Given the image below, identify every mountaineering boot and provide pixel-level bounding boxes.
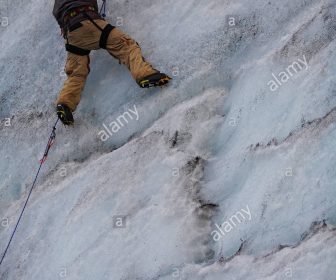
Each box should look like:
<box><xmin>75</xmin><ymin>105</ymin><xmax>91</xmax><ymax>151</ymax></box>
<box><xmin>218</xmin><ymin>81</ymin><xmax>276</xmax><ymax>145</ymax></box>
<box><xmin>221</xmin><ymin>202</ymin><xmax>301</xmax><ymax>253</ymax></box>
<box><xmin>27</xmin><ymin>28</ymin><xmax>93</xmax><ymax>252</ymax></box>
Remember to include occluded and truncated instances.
<box><xmin>138</xmin><ymin>72</ymin><xmax>172</xmax><ymax>88</ymax></box>
<box><xmin>57</xmin><ymin>104</ymin><xmax>74</xmax><ymax>126</ymax></box>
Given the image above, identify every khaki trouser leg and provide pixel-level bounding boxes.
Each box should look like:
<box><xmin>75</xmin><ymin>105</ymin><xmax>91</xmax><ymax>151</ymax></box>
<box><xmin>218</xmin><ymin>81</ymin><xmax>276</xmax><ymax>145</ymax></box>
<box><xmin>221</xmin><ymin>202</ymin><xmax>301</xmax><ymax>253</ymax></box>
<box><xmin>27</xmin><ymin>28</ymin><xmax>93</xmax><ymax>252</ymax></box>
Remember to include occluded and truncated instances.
<box><xmin>56</xmin><ymin>19</ymin><xmax>156</xmax><ymax>111</ymax></box>
<box><xmin>57</xmin><ymin>53</ymin><xmax>90</xmax><ymax>112</ymax></box>
<box><xmin>105</xmin><ymin>28</ymin><xmax>157</xmax><ymax>82</ymax></box>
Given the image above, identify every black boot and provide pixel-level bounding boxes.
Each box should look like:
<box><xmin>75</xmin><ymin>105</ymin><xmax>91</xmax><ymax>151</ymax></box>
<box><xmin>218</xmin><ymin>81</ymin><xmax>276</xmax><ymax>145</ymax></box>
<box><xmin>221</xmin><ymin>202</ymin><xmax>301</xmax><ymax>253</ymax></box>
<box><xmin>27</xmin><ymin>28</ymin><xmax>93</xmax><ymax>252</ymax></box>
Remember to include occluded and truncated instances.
<box><xmin>138</xmin><ymin>72</ymin><xmax>172</xmax><ymax>88</ymax></box>
<box><xmin>57</xmin><ymin>104</ymin><xmax>74</xmax><ymax>126</ymax></box>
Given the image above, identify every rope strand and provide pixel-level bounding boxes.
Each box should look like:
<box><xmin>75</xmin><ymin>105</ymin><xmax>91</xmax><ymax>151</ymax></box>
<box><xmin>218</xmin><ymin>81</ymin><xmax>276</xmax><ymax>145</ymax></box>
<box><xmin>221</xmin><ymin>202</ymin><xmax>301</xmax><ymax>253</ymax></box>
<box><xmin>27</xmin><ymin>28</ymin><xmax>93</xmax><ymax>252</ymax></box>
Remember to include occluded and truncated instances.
<box><xmin>0</xmin><ymin>118</ymin><xmax>59</xmax><ymax>267</ymax></box>
<box><xmin>99</xmin><ymin>0</ymin><xmax>107</xmax><ymax>17</ymax></box>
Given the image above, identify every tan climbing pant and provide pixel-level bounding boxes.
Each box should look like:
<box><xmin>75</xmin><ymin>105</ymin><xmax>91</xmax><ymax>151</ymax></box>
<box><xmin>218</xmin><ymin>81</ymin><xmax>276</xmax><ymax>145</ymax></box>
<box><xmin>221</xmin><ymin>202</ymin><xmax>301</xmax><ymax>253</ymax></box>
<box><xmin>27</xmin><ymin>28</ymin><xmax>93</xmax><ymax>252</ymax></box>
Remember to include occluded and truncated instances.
<box><xmin>56</xmin><ymin>19</ymin><xmax>157</xmax><ymax>111</ymax></box>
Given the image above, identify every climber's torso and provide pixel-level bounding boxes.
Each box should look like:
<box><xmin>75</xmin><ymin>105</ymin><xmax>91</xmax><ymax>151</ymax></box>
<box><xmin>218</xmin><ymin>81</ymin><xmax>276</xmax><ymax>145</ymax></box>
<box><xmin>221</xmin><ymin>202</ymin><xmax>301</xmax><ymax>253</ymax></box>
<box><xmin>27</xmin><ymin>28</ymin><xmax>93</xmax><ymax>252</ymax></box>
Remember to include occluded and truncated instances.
<box><xmin>53</xmin><ymin>0</ymin><xmax>100</xmax><ymax>28</ymax></box>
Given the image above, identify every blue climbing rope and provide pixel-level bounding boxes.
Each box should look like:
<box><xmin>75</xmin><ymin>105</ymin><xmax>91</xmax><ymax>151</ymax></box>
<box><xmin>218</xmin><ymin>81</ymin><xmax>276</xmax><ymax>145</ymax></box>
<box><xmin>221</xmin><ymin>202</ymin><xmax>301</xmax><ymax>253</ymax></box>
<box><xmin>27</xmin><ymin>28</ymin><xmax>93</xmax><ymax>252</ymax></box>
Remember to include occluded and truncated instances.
<box><xmin>0</xmin><ymin>118</ymin><xmax>59</xmax><ymax>267</ymax></box>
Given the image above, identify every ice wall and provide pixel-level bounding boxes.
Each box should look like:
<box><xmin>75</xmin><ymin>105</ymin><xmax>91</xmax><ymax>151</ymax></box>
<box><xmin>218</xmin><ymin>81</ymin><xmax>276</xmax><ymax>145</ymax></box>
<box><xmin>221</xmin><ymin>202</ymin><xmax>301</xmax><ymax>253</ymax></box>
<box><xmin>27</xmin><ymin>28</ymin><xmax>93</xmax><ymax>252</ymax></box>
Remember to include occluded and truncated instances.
<box><xmin>0</xmin><ymin>0</ymin><xmax>335</xmax><ymax>279</ymax></box>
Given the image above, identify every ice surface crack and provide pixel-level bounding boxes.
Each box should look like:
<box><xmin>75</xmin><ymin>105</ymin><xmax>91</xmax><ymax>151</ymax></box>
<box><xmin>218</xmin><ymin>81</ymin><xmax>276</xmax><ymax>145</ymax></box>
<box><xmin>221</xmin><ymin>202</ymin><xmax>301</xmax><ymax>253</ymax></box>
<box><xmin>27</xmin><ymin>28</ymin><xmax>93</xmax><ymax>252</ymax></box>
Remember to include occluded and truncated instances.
<box><xmin>249</xmin><ymin>106</ymin><xmax>336</xmax><ymax>152</ymax></box>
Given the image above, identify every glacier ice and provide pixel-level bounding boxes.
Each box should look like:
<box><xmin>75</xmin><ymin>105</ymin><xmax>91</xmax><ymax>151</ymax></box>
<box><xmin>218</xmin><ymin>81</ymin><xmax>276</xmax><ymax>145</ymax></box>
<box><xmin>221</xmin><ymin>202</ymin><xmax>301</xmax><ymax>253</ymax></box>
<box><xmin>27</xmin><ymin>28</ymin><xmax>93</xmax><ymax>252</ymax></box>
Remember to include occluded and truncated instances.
<box><xmin>0</xmin><ymin>0</ymin><xmax>336</xmax><ymax>279</ymax></box>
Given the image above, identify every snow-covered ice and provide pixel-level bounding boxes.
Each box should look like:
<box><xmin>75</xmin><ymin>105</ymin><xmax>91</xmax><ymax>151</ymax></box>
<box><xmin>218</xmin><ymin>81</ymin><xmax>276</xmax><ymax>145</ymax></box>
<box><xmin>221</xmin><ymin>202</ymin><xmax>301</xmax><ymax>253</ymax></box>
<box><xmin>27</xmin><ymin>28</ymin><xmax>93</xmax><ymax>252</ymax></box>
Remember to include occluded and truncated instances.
<box><xmin>0</xmin><ymin>0</ymin><xmax>335</xmax><ymax>279</ymax></box>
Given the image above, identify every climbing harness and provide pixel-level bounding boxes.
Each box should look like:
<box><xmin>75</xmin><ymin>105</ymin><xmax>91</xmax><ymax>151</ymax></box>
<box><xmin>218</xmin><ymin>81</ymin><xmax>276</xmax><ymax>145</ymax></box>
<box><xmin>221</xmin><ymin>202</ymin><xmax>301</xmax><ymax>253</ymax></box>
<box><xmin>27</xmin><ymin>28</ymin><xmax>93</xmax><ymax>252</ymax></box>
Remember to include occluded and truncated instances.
<box><xmin>63</xmin><ymin>5</ymin><xmax>97</xmax><ymax>26</ymax></box>
<box><xmin>82</xmin><ymin>11</ymin><xmax>115</xmax><ymax>49</ymax></box>
<box><xmin>0</xmin><ymin>118</ymin><xmax>59</xmax><ymax>267</ymax></box>
<box><xmin>65</xmin><ymin>0</ymin><xmax>114</xmax><ymax>55</ymax></box>
<box><xmin>65</xmin><ymin>43</ymin><xmax>91</xmax><ymax>56</ymax></box>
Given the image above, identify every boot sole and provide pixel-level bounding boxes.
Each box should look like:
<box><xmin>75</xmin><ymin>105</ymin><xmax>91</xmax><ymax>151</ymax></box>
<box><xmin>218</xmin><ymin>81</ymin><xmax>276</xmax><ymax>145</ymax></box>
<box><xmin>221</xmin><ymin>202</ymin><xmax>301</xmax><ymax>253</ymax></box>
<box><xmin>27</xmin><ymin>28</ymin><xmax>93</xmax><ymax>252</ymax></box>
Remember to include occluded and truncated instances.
<box><xmin>57</xmin><ymin>108</ymin><xmax>74</xmax><ymax>126</ymax></box>
<box><xmin>139</xmin><ymin>76</ymin><xmax>171</xmax><ymax>88</ymax></box>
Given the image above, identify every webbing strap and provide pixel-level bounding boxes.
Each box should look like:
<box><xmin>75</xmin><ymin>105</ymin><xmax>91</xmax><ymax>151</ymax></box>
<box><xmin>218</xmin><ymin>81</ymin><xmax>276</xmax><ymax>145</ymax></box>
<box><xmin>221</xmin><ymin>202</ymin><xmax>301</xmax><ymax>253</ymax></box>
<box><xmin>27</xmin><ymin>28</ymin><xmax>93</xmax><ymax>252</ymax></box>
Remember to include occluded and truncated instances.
<box><xmin>99</xmin><ymin>24</ymin><xmax>115</xmax><ymax>49</ymax></box>
<box><xmin>65</xmin><ymin>44</ymin><xmax>91</xmax><ymax>56</ymax></box>
<box><xmin>82</xmin><ymin>11</ymin><xmax>115</xmax><ymax>49</ymax></box>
